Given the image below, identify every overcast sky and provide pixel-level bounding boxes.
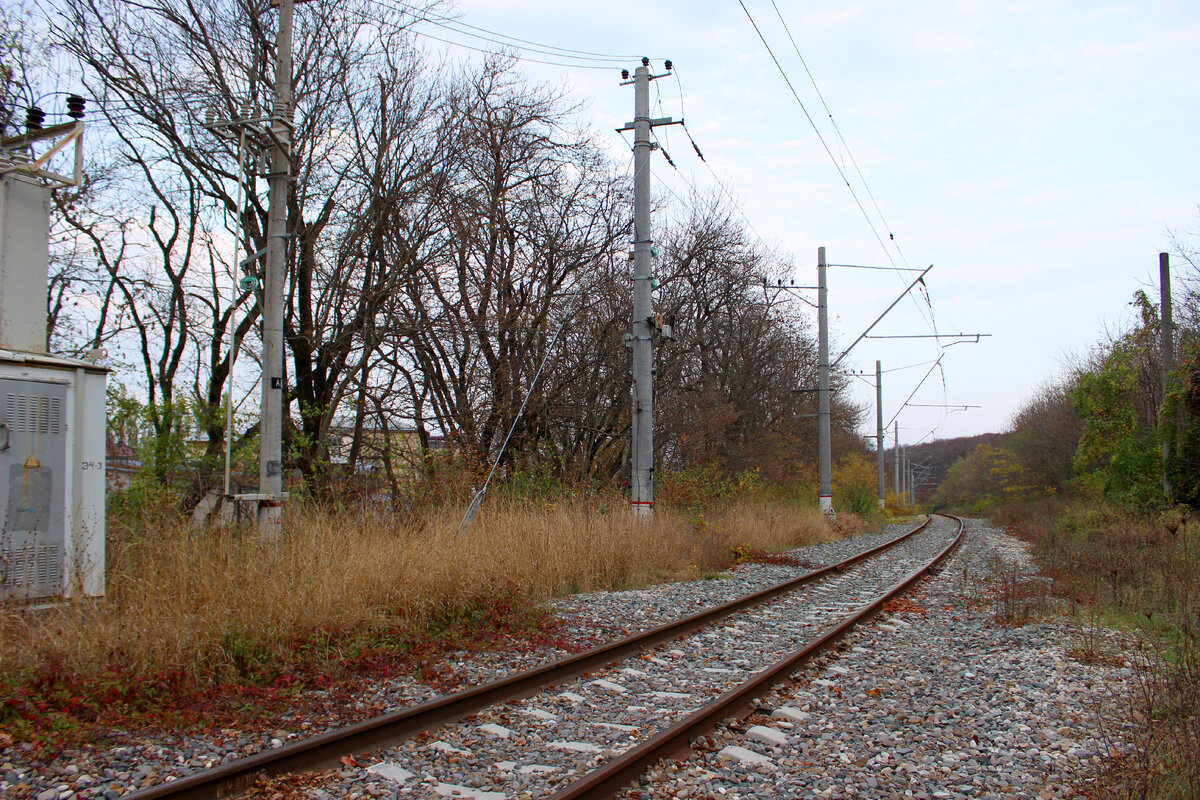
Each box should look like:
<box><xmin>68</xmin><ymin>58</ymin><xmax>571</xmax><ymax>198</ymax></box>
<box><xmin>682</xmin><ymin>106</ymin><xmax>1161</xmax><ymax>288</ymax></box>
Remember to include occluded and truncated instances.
<box><xmin>412</xmin><ymin>0</ymin><xmax>1200</xmax><ymax>448</ymax></box>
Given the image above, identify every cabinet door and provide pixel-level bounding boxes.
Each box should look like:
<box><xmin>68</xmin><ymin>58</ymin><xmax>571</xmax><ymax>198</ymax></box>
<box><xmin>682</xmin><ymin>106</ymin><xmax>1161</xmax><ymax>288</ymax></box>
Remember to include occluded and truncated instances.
<box><xmin>1</xmin><ymin>378</ymin><xmax>67</xmax><ymax>599</ymax></box>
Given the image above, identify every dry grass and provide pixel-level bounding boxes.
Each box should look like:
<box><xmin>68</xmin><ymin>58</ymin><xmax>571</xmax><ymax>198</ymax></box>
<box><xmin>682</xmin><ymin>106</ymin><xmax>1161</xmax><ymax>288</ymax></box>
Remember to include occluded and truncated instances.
<box><xmin>0</xmin><ymin>497</ymin><xmax>844</xmax><ymax>691</ymax></box>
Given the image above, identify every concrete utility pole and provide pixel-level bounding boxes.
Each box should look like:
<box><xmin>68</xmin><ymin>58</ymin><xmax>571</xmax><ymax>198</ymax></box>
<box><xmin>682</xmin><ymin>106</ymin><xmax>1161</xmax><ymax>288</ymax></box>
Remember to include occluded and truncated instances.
<box><xmin>894</xmin><ymin>421</ymin><xmax>900</xmax><ymax>497</ymax></box>
<box><xmin>1161</xmin><ymin>252</ymin><xmax>1173</xmax><ymax>500</ymax></box>
<box><xmin>876</xmin><ymin>360</ymin><xmax>885</xmax><ymax>510</ymax></box>
<box><xmin>258</xmin><ymin>0</ymin><xmax>295</xmax><ymax>539</ymax></box>
<box><xmin>817</xmin><ymin>246</ymin><xmax>833</xmax><ymax>517</ymax></box>
<box><xmin>907</xmin><ymin>453</ymin><xmax>915</xmax><ymax>507</ymax></box>
<box><xmin>620</xmin><ymin>59</ymin><xmax>675</xmax><ymax>518</ymax></box>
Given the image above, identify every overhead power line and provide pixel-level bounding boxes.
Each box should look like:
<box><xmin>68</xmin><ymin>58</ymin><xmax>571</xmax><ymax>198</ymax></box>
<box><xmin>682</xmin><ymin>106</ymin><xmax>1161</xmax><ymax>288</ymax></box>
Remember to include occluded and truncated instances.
<box><xmin>737</xmin><ymin>0</ymin><xmax>944</xmax><ymax>352</ymax></box>
<box><xmin>736</xmin><ymin>1</ymin><xmax>897</xmax><ymax>274</ymax></box>
<box><xmin>769</xmin><ymin>0</ymin><xmax>911</xmax><ymax>274</ymax></box>
<box><xmin>388</xmin><ymin>1</ymin><xmax>643</xmax><ymax>61</ymax></box>
<box><xmin>406</xmin><ymin>28</ymin><xmax>619</xmax><ymax>71</ymax></box>
<box><xmin>370</xmin><ymin>0</ymin><xmax>650</xmax><ymax>71</ymax></box>
<box><xmin>740</xmin><ymin>0</ymin><xmax>959</xmax><ymax>441</ymax></box>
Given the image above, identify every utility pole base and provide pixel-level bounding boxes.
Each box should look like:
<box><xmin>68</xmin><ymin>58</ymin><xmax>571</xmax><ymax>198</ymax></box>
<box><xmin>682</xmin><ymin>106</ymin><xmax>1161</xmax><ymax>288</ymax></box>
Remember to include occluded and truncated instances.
<box><xmin>819</xmin><ymin>495</ymin><xmax>836</xmax><ymax>519</ymax></box>
<box><xmin>257</xmin><ymin>500</ymin><xmax>282</xmax><ymax>542</ymax></box>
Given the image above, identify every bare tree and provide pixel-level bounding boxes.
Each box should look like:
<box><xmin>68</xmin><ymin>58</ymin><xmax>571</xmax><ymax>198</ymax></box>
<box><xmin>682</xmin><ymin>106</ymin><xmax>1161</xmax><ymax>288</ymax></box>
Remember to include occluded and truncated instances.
<box><xmin>652</xmin><ymin>192</ymin><xmax>861</xmax><ymax>482</ymax></box>
<box><xmin>379</xmin><ymin>60</ymin><xmax>628</xmax><ymax>472</ymax></box>
<box><xmin>52</xmin><ymin>0</ymin><xmax>444</xmax><ymax>496</ymax></box>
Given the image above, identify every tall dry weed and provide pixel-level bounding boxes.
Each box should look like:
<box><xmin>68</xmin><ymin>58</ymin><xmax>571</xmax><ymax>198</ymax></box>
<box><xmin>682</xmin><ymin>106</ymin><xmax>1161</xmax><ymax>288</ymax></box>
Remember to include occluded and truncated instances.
<box><xmin>0</xmin><ymin>498</ymin><xmax>843</xmax><ymax>690</ymax></box>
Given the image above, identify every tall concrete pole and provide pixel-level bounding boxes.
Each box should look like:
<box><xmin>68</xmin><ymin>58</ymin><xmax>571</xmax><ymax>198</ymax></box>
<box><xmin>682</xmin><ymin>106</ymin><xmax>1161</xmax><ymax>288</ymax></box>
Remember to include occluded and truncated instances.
<box><xmin>630</xmin><ymin>62</ymin><xmax>654</xmax><ymax>518</ymax></box>
<box><xmin>258</xmin><ymin>0</ymin><xmax>294</xmax><ymax>540</ymax></box>
<box><xmin>817</xmin><ymin>246</ymin><xmax>833</xmax><ymax>516</ymax></box>
<box><xmin>894</xmin><ymin>421</ymin><xmax>900</xmax><ymax>497</ymax></box>
<box><xmin>876</xmin><ymin>360</ymin><xmax>884</xmax><ymax>510</ymax></box>
<box><xmin>1160</xmin><ymin>252</ymin><xmax>1173</xmax><ymax>500</ymax></box>
<box><xmin>907</xmin><ymin>453</ymin><xmax>915</xmax><ymax>507</ymax></box>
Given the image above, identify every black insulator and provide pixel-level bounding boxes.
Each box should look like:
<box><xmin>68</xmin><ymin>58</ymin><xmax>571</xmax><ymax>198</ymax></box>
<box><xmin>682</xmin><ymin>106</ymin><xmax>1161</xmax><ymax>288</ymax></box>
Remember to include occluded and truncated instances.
<box><xmin>66</xmin><ymin>94</ymin><xmax>86</xmax><ymax>119</ymax></box>
<box><xmin>25</xmin><ymin>106</ymin><xmax>45</xmax><ymax>131</ymax></box>
<box><xmin>641</xmin><ymin>56</ymin><xmax>649</xmax><ymax>67</ymax></box>
<box><xmin>621</xmin><ymin>69</ymin><xmax>629</xmax><ymax>80</ymax></box>
<box><xmin>664</xmin><ymin>59</ymin><xmax>673</xmax><ymax>71</ymax></box>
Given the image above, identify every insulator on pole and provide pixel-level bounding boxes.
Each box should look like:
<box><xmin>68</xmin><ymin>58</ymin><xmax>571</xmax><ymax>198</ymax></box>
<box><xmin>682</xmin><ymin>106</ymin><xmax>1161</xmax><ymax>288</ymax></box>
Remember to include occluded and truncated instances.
<box><xmin>25</xmin><ymin>106</ymin><xmax>45</xmax><ymax>132</ymax></box>
<box><xmin>66</xmin><ymin>95</ymin><xmax>86</xmax><ymax>119</ymax></box>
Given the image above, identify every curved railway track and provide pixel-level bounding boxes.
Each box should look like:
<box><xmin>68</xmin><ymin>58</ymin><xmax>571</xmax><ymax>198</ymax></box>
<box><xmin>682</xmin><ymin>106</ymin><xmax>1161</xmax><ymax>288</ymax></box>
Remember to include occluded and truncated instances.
<box><xmin>126</xmin><ymin>514</ymin><xmax>964</xmax><ymax>800</ymax></box>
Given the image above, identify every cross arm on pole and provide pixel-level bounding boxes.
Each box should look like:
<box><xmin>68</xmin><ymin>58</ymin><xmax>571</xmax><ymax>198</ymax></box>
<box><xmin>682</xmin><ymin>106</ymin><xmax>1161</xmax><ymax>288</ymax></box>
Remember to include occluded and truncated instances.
<box><xmin>906</xmin><ymin>403</ymin><xmax>981</xmax><ymax>409</ymax></box>
<box><xmin>863</xmin><ymin>333</ymin><xmax>989</xmax><ymax>341</ymax></box>
<box><xmin>617</xmin><ymin>116</ymin><xmax>680</xmax><ymax>132</ymax></box>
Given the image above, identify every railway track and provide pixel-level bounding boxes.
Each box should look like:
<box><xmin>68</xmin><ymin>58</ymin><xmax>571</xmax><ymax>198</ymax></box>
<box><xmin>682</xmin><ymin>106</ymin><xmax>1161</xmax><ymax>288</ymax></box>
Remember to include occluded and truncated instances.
<box><xmin>126</xmin><ymin>513</ymin><xmax>963</xmax><ymax>800</ymax></box>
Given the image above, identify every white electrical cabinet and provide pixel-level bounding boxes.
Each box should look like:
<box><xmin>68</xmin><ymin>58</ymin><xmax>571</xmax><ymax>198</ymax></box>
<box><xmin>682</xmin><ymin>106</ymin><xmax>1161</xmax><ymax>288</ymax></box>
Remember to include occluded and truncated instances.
<box><xmin>0</xmin><ymin>351</ymin><xmax>107</xmax><ymax>600</ymax></box>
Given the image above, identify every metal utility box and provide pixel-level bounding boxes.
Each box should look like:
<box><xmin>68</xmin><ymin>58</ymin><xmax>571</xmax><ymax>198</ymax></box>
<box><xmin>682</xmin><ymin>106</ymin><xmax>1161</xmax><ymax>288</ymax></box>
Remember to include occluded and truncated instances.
<box><xmin>0</xmin><ymin>353</ymin><xmax>107</xmax><ymax>599</ymax></box>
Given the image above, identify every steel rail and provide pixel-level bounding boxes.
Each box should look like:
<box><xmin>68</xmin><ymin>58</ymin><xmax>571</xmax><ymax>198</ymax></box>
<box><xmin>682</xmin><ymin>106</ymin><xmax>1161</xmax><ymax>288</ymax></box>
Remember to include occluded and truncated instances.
<box><xmin>124</xmin><ymin>516</ymin><xmax>935</xmax><ymax>800</ymax></box>
<box><xmin>546</xmin><ymin>514</ymin><xmax>965</xmax><ymax>800</ymax></box>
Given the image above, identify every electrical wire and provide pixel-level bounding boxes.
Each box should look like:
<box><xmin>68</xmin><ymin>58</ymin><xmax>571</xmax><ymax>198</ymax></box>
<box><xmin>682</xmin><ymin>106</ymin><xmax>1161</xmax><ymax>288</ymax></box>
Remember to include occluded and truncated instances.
<box><xmin>406</xmin><ymin>28</ymin><xmax>620</xmax><ymax>71</ymax></box>
<box><xmin>666</xmin><ymin>66</ymin><xmax>775</xmax><ymax>263</ymax></box>
<box><xmin>769</xmin><ymin>0</ymin><xmax>910</xmax><ymax>273</ymax></box>
<box><xmin>416</xmin><ymin>18</ymin><xmax>633</xmax><ymax>63</ymax></box>
<box><xmin>362</xmin><ymin>0</ymin><xmax>648</xmax><ymax>73</ymax></box>
<box><xmin>382</xmin><ymin>0</ymin><xmax>644</xmax><ymax>61</ymax></box>
<box><xmin>737</xmin><ymin>1</ymin><xmax>896</xmax><ymax>271</ymax></box>
<box><xmin>883</xmin><ymin>358</ymin><xmax>941</xmax><ymax>373</ymax></box>
<box><xmin>741</xmin><ymin>1</ymin><xmax>958</xmax><ymax>444</ymax></box>
<box><xmin>739</xmin><ymin>0</ymin><xmax>943</xmax><ymax>348</ymax></box>
<box><xmin>886</xmin><ymin>355</ymin><xmax>944</xmax><ymax>429</ymax></box>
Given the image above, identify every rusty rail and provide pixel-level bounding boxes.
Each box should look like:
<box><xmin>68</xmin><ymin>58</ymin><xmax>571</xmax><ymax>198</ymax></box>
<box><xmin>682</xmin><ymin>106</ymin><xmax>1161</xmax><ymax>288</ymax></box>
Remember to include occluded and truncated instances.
<box><xmin>546</xmin><ymin>514</ymin><xmax>964</xmax><ymax>800</ymax></box>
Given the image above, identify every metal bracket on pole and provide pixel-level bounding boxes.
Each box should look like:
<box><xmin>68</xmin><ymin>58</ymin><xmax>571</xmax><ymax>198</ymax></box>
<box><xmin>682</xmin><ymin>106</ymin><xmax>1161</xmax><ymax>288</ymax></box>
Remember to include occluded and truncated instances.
<box><xmin>0</xmin><ymin>121</ymin><xmax>85</xmax><ymax>188</ymax></box>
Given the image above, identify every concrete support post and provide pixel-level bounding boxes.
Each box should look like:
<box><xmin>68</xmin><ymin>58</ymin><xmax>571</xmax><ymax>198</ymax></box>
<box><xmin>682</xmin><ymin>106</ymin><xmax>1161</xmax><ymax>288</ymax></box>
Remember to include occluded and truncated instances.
<box><xmin>894</xmin><ymin>421</ymin><xmax>899</xmax><ymax>497</ymax></box>
<box><xmin>1161</xmin><ymin>252</ymin><xmax>1173</xmax><ymax>500</ymax></box>
<box><xmin>817</xmin><ymin>246</ymin><xmax>833</xmax><ymax>516</ymax></box>
<box><xmin>630</xmin><ymin>63</ymin><xmax>654</xmax><ymax>518</ymax></box>
<box><xmin>258</xmin><ymin>0</ymin><xmax>294</xmax><ymax>540</ymax></box>
<box><xmin>876</xmin><ymin>360</ymin><xmax>885</xmax><ymax>510</ymax></box>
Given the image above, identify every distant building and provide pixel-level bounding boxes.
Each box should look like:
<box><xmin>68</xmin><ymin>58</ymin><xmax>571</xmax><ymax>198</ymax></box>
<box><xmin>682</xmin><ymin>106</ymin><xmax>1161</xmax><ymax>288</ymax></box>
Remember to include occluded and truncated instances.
<box><xmin>105</xmin><ymin>436</ymin><xmax>141</xmax><ymax>492</ymax></box>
